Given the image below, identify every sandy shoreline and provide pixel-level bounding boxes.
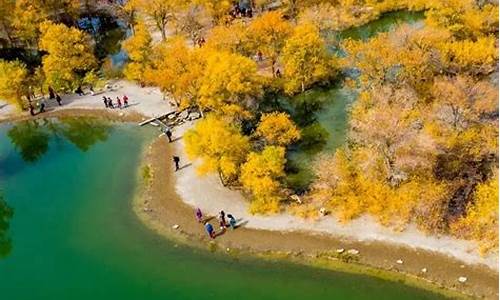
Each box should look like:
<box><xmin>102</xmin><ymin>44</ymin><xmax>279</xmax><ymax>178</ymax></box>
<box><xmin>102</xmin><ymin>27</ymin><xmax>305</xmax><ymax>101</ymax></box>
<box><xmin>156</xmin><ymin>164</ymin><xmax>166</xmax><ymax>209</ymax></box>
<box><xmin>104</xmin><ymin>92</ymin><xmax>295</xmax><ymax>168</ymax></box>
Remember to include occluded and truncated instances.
<box><xmin>1</xmin><ymin>81</ymin><xmax>498</xmax><ymax>298</ymax></box>
<box><xmin>135</xmin><ymin>136</ymin><xmax>498</xmax><ymax>299</ymax></box>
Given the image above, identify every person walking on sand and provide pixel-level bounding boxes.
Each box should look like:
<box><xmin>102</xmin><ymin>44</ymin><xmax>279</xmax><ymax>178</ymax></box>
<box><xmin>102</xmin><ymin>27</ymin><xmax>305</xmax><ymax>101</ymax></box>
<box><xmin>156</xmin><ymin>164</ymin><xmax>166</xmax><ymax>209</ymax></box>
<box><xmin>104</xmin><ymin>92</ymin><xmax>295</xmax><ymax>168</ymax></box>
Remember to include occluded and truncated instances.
<box><xmin>165</xmin><ymin>129</ymin><xmax>173</xmax><ymax>143</ymax></box>
<box><xmin>48</xmin><ymin>86</ymin><xmax>55</xmax><ymax>99</ymax></box>
<box><xmin>123</xmin><ymin>95</ymin><xmax>129</xmax><ymax>107</ymax></box>
<box><xmin>108</xmin><ymin>97</ymin><xmax>114</xmax><ymax>108</ymax></box>
<box><xmin>116</xmin><ymin>97</ymin><xmax>122</xmax><ymax>109</ymax></box>
<box><xmin>29</xmin><ymin>103</ymin><xmax>35</xmax><ymax>116</ymax></box>
<box><xmin>39</xmin><ymin>99</ymin><xmax>46</xmax><ymax>113</ymax></box>
<box><xmin>195</xmin><ymin>208</ymin><xmax>203</xmax><ymax>223</ymax></box>
<box><xmin>218</xmin><ymin>210</ymin><xmax>227</xmax><ymax>229</ymax></box>
<box><xmin>227</xmin><ymin>214</ymin><xmax>237</xmax><ymax>230</ymax></box>
<box><xmin>205</xmin><ymin>223</ymin><xmax>215</xmax><ymax>239</ymax></box>
<box><xmin>55</xmin><ymin>94</ymin><xmax>62</xmax><ymax>106</ymax></box>
<box><xmin>173</xmin><ymin>156</ymin><xmax>180</xmax><ymax>171</ymax></box>
<box><xmin>103</xmin><ymin>96</ymin><xmax>108</xmax><ymax>108</ymax></box>
<box><xmin>75</xmin><ymin>85</ymin><xmax>84</xmax><ymax>96</ymax></box>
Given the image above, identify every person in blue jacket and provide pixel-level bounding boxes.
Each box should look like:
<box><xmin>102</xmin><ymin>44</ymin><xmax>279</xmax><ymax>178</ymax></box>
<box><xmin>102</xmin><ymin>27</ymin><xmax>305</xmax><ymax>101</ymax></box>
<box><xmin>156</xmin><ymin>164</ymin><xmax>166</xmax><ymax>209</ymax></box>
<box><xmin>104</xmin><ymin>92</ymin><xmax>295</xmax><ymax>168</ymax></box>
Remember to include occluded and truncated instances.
<box><xmin>205</xmin><ymin>223</ymin><xmax>215</xmax><ymax>239</ymax></box>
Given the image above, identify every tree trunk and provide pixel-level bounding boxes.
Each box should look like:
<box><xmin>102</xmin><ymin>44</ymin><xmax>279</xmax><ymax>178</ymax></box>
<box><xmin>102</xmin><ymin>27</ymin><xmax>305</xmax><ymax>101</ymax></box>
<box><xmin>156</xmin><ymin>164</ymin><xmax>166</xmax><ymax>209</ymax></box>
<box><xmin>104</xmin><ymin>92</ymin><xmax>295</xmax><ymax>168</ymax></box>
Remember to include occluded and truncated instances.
<box><xmin>217</xmin><ymin>170</ymin><xmax>226</xmax><ymax>187</ymax></box>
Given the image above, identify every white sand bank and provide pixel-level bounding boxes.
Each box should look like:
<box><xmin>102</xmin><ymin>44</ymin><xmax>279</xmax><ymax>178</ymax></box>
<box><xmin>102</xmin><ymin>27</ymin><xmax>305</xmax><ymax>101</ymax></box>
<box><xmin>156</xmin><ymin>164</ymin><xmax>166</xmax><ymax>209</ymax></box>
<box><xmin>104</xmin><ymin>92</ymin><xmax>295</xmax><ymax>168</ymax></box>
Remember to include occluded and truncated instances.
<box><xmin>172</xmin><ymin>121</ymin><xmax>499</xmax><ymax>271</ymax></box>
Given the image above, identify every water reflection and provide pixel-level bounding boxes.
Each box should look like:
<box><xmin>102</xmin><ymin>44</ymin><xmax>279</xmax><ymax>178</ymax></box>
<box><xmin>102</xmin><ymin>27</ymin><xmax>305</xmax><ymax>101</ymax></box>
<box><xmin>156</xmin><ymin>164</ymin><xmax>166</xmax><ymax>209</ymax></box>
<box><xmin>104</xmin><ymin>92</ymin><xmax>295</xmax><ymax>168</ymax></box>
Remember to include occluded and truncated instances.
<box><xmin>7</xmin><ymin>121</ymin><xmax>50</xmax><ymax>163</ymax></box>
<box><xmin>0</xmin><ymin>194</ymin><xmax>13</xmax><ymax>259</ymax></box>
<box><xmin>7</xmin><ymin>118</ymin><xmax>112</xmax><ymax>163</ymax></box>
<box><xmin>57</xmin><ymin>118</ymin><xmax>112</xmax><ymax>152</ymax></box>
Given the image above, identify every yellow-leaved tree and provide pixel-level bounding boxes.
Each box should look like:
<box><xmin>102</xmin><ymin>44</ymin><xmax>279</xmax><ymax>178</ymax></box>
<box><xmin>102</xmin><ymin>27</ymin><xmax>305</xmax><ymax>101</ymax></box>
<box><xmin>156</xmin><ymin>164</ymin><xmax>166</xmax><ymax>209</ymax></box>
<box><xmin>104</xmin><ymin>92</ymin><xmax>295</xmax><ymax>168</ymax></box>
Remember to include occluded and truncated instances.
<box><xmin>39</xmin><ymin>22</ymin><xmax>97</xmax><ymax>91</ymax></box>
<box><xmin>199</xmin><ymin>51</ymin><xmax>263</xmax><ymax>121</ymax></box>
<box><xmin>195</xmin><ymin>0</ymin><xmax>232</xmax><ymax>24</ymax></box>
<box><xmin>438</xmin><ymin>37</ymin><xmax>498</xmax><ymax>75</ymax></box>
<box><xmin>248</xmin><ymin>11</ymin><xmax>292</xmax><ymax>76</ymax></box>
<box><xmin>0</xmin><ymin>59</ymin><xmax>29</xmax><ymax>109</ymax></box>
<box><xmin>146</xmin><ymin>36</ymin><xmax>205</xmax><ymax>109</ymax></box>
<box><xmin>451</xmin><ymin>174</ymin><xmax>498</xmax><ymax>254</ymax></box>
<box><xmin>184</xmin><ymin>114</ymin><xmax>250</xmax><ymax>185</ymax></box>
<box><xmin>123</xmin><ymin>21</ymin><xmax>153</xmax><ymax>83</ymax></box>
<box><xmin>204</xmin><ymin>22</ymin><xmax>252</xmax><ymax>56</ymax></box>
<box><xmin>129</xmin><ymin>0</ymin><xmax>183</xmax><ymax>41</ymax></box>
<box><xmin>256</xmin><ymin>112</ymin><xmax>300</xmax><ymax>146</ymax></box>
<box><xmin>240</xmin><ymin>146</ymin><xmax>286</xmax><ymax>214</ymax></box>
<box><xmin>12</xmin><ymin>0</ymin><xmax>47</xmax><ymax>46</ymax></box>
<box><xmin>281</xmin><ymin>23</ymin><xmax>332</xmax><ymax>94</ymax></box>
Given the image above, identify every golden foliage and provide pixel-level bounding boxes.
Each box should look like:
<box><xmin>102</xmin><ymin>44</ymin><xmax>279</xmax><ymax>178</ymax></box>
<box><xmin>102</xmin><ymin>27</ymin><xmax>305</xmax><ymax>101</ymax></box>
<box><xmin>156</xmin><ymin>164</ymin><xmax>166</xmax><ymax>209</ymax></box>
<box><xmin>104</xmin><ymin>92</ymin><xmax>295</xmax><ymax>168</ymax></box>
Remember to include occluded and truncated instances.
<box><xmin>256</xmin><ymin>112</ymin><xmax>300</xmax><ymax>146</ymax></box>
<box><xmin>39</xmin><ymin>21</ymin><xmax>97</xmax><ymax>91</ymax></box>
<box><xmin>451</xmin><ymin>174</ymin><xmax>499</xmax><ymax>254</ymax></box>
<box><xmin>122</xmin><ymin>21</ymin><xmax>153</xmax><ymax>83</ymax></box>
<box><xmin>438</xmin><ymin>37</ymin><xmax>498</xmax><ymax>75</ymax></box>
<box><xmin>12</xmin><ymin>0</ymin><xmax>47</xmax><ymax>45</ymax></box>
<box><xmin>129</xmin><ymin>0</ymin><xmax>183</xmax><ymax>40</ymax></box>
<box><xmin>248</xmin><ymin>11</ymin><xmax>292</xmax><ymax>71</ymax></box>
<box><xmin>241</xmin><ymin>146</ymin><xmax>286</xmax><ymax>214</ymax></box>
<box><xmin>195</xmin><ymin>0</ymin><xmax>232</xmax><ymax>24</ymax></box>
<box><xmin>204</xmin><ymin>22</ymin><xmax>252</xmax><ymax>56</ymax></box>
<box><xmin>146</xmin><ymin>36</ymin><xmax>205</xmax><ymax>108</ymax></box>
<box><xmin>281</xmin><ymin>23</ymin><xmax>333</xmax><ymax>94</ymax></box>
<box><xmin>184</xmin><ymin>114</ymin><xmax>250</xmax><ymax>182</ymax></box>
<box><xmin>198</xmin><ymin>51</ymin><xmax>262</xmax><ymax>120</ymax></box>
<box><xmin>0</xmin><ymin>59</ymin><xmax>29</xmax><ymax>108</ymax></box>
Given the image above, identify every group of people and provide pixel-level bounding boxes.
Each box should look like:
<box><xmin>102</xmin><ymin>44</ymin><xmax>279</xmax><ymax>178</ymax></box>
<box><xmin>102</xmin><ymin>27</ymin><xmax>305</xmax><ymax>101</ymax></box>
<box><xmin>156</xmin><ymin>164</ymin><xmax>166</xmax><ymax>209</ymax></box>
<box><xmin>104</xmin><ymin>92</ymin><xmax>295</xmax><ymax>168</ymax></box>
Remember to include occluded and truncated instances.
<box><xmin>28</xmin><ymin>86</ymin><xmax>64</xmax><ymax>116</ymax></box>
<box><xmin>230</xmin><ymin>2</ymin><xmax>253</xmax><ymax>19</ymax></box>
<box><xmin>196</xmin><ymin>208</ymin><xmax>238</xmax><ymax>239</ymax></box>
<box><xmin>102</xmin><ymin>95</ymin><xmax>129</xmax><ymax>109</ymax></box>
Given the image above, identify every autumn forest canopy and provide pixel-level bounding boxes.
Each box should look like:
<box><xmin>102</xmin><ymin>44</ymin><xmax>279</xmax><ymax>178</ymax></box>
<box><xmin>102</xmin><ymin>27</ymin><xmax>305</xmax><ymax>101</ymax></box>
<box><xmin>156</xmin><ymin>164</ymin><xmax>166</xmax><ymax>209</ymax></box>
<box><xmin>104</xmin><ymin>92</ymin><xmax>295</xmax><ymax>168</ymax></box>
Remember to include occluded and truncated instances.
<box><xmin>0</xmin><ymin>0</ymin><xmax>498</xmax><ymax>253</ymax></box>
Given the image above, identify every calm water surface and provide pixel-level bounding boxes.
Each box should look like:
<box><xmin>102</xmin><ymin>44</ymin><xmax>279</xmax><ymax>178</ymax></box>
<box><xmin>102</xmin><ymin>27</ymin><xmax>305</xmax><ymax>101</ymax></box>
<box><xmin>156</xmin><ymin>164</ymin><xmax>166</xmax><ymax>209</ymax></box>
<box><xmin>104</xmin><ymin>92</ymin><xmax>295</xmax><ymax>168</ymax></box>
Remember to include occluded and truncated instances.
<box><xmin>0</xmin><ymin>119</ymin><xmax>446</xmax><ymax>299</ymax></box>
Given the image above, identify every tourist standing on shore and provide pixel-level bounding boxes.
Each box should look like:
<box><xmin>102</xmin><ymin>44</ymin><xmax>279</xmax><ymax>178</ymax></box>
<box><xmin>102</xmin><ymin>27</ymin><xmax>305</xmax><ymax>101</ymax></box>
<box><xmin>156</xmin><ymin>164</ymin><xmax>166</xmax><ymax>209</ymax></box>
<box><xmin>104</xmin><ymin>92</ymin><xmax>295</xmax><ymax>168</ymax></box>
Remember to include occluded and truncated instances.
<box><xmin>103</xmin><ymin>96</ymin><xmax>108</xmax><ymax>108</ymax></box>
<box><xmin>218</xmin><ymin>210</ymin><xmax>227</xmax><ymax>229</ymax></box>
<box><xmin>39</xmin><ymin>99</ymin><xmax>46</xmax><ymax>113</ymax></box>
<box><xmin>48</xmin><ymin>86</ymin><xmax>55</xmax><ymax>99</ymax></box>
<box><xmin>195</xmin><ymin>208</ymin><xmax>203</xmax><ymax>223</ymax></box>
<box><xmin>29</xmin><ymin>103</ymin><xmax>35</xmax><ymax>116</ymax></box>
<box><xmin>165</xmin><ymin>129</ymin><xmax>173</xmax><ymax>143</ymax></box>
<box><xmin>205</xmin><ymin>223</ymin><xmax>215</xmax><ymax>239</ymax></box>
<box><xmin>55</xmin><ymin>94</ymin><xmax>62</xmax><ymax>106</ymax></box>
<box><xmin>173</xmin><ymin>156</ymin><xmax>180</xmax><ymax>171</ymax></box>
<box><xmin>75</xmin><ymin>85</ymin><xmax>84</xmax><ymax>96</ymax></box>
<box><xmin>227</xmin><ymin>214</ymin><xmax>237</xmax><ymax>229</ymax></box>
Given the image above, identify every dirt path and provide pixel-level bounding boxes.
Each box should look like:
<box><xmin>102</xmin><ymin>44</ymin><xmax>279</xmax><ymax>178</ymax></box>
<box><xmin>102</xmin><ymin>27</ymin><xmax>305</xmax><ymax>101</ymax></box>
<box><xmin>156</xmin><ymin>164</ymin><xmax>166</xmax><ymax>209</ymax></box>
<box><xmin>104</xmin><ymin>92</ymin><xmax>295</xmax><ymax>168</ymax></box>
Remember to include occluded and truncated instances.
<box><xmin>0</xmin><ymin>80</ymin><xmax>175</xmax><ymax>122</ymax></box>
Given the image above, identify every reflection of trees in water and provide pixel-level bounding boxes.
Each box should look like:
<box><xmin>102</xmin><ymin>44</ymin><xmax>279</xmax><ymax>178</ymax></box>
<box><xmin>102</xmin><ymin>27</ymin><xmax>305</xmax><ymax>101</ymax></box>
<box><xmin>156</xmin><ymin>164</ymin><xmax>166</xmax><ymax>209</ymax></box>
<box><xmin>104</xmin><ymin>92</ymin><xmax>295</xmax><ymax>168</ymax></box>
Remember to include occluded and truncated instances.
<box><xmin>58</xmin><ymin>118</ymin><xmax>112</xmax><ymax>152</ymax></box>
<box><xmin>7</xmin><ymin>118</ymin><xmax>112</xmax><ymax>163</ymax></box>
<box><xmin>0</xmin><ymin>194</ymin><xmax>13</xmax><ymax>259</ymax></box>
<box><xmin>7</xmin><ymin>120</ymin><xmax>50</xmax><ymax>163</ymax></box>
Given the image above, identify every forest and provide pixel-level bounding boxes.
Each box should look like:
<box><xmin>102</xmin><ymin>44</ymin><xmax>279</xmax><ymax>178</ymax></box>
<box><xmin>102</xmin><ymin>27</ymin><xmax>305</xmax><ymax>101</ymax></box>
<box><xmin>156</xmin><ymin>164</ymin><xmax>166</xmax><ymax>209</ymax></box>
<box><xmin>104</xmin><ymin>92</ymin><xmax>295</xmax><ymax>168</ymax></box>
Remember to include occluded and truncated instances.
<box><xmin>0</xmin><ymin>0</ymin><xmax>497</xmax><ymax>253</ymax></box>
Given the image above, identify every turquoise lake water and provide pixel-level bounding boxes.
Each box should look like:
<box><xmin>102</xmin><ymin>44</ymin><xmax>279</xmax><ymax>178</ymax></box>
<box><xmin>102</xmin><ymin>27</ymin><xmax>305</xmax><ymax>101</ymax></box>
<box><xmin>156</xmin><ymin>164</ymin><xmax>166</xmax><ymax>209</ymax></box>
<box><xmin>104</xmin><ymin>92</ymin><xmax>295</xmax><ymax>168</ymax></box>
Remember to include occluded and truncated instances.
<box><xmin>0</xmin><ymin>119</ymin><xmax>447</xmax><ymax>299</ymax></box>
